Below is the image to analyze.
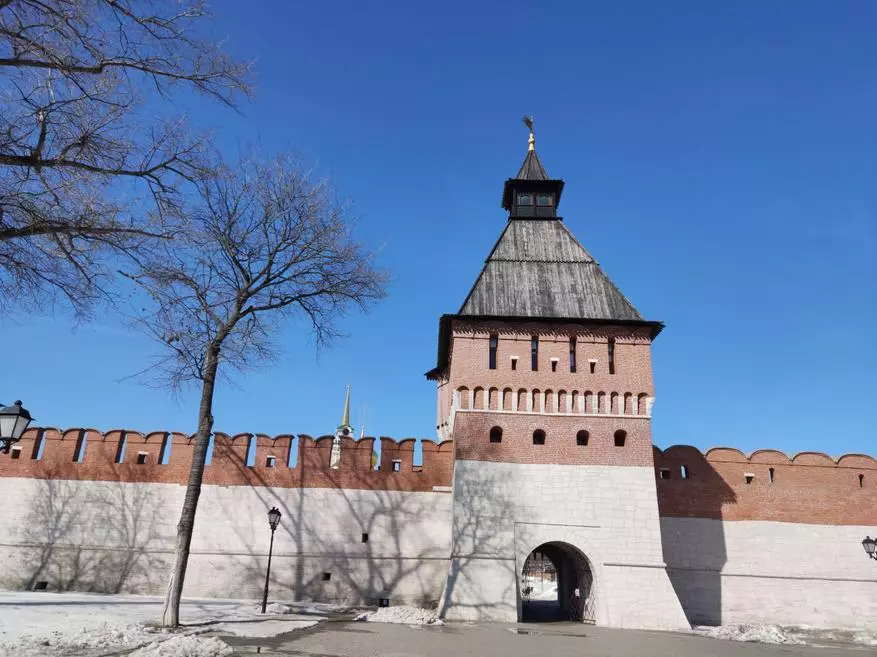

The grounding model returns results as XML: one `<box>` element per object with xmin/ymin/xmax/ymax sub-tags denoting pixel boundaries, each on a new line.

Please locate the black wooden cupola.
<box><xmin>501</xmin><ymin>125</ymin><xmax>565</xmax><ymax>218</ymax></box>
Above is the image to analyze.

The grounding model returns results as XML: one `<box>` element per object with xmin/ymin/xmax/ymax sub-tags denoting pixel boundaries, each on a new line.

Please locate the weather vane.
<box><xmin>523</xmin><ymin>115</ymin><xmax>535</xmax><ymax>151</ymax></box>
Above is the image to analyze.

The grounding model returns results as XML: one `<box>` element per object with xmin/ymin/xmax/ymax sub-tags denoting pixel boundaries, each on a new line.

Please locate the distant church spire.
<box><xmin>340</xmin><ymin>384</ymin><xmax>351</xmax><ymax>429</ymax></box>
<box><xmin>331</xmin><ymin>385</ymin><xmax>352</xmax><ymax>470</ymax></box>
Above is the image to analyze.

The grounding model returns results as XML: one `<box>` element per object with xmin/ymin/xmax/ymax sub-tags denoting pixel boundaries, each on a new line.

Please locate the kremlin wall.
<box><xmin>0</xmin><ymin>425</ymin><xmax>874</xmax><ymax>629</ymax></box>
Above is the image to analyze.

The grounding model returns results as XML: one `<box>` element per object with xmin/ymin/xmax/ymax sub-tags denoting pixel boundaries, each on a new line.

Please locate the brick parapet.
<box><xmin>0</xmin><ymin>427</ymin><xmax>454</xmax><ymax>492</ymax></box>
<box><xmin>653</xmin><ymin>445</ymin><xmax>877</xmax><ymax>526</ymax></box>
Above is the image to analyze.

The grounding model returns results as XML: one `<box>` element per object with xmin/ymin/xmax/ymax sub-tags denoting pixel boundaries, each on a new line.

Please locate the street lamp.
<box><xmin>0</xmin><ymin>400</ymin><xmax>33</xmax><ymax>454</ymax></box>
<box><xmin>261</xmin><ymin>506</ymin><xmax>282</xmax><ymax>613</ymax></box>
<box><xmin>863</xmin><ymin>537</ymin><xmax>877</xmax><ymax>561</ymax></box>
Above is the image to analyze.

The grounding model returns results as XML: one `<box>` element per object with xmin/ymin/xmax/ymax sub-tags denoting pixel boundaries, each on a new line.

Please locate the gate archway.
<box><xmin>520</xmin><ymin>541</ymin><xmax>595</xmax><ymax>623</ymax></box>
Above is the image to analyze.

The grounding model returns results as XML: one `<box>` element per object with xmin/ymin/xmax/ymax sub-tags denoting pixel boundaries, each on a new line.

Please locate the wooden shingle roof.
<box><xmin>515</xmin><ymin>149</ymin><xmax>549</xmax><ymax>181</ymax></box>
<box><xmin>458</xmin><ymin>219</ymin><xmax>644</xmax><ymax>321</ymax></box>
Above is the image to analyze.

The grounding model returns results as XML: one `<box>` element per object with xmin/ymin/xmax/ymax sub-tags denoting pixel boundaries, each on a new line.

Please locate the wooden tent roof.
<box><xmin>458</xmin><ymin>219</ymin><xmax>644</xmax><ymax>321</ymax></box>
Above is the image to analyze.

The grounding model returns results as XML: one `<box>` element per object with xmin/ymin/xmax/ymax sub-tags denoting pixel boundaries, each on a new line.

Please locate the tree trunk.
<box><xmin>161</xmin><ymin>344</ymin><xmax>221</xmax><ymax>626</ymax></box>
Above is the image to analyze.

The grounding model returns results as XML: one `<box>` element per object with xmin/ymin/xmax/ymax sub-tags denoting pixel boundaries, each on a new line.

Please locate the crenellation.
<box><xmin>0</xmin><ymin>427</ymin><xmax>454</xmax><ymax>492</ymax></box>
<box><xmin>653</xmin><ymin>445</ymin><xmax>877</xmax><ymax>525</ymax></box>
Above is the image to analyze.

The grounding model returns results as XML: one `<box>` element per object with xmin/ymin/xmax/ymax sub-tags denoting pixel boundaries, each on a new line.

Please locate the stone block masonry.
<box><xmin>440</xmin><ymin>459</ymin><xmax>690</xmax><ymax>629</ymax></box>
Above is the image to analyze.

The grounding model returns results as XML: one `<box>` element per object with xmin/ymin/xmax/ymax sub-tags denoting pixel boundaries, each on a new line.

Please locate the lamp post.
<box><xmin>864</xmin><ymin>537</ymin><xmax>877</xmax><ymax>561</ymax></box>
<box><xmin>261</xmin><ymin>506</ymin><xmax>282</xmax><ymax>613</ymax></box>
<box><xmin>0</xmin><ymin>400</ymin><xmax>33</xmax><ymax>454</ymax></box>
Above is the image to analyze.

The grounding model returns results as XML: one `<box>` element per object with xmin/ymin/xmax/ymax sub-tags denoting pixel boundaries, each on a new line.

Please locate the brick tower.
<box><xmin>429</xmin><ymin>122</ymin><xmax>688</xmax><ymax>629</ymax></box>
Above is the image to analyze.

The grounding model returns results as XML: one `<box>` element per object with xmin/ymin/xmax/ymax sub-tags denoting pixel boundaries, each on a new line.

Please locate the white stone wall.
<box><xmin>661</xmin><ymin>517</ymin><xmax>877</xmax><ymax>630</ymax></box>
<box><xmin>0</xmin><ymin>477</ymin><xmax>452</xmax><ymax>605</ymax></box>
<box><xmin>440</xmin><ymin>460</ymin><xmax>690</xmax><ymax>630</ymax></box>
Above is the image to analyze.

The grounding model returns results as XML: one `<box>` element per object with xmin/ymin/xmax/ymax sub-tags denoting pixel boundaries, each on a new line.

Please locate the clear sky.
<box><xmin>5</xmin><ymin>1</ymin><xmax>875</xmax><ymax>458</ymax></box>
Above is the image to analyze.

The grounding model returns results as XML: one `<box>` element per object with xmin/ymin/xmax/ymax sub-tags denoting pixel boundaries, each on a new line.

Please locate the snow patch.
<box><xmin>532</xmin><ymin>585</ymin><xmax>558</xmax><ymax>601</ymax></box>
<box><xmin>693</xmin><ymin>624</ymin><xmax>805</xmax><ymax>645</ymax></box>
<box><xmin>129</xmin><ymin>635</ymin><xmax>232</xmax><ymax>657</ymax></box>
<box><xmin>3</xmin><ymin>623</ymin><xmax>165</xmax><ymax>657</ymax></box>
<box><xmin>355</xmin><ymin>606</ymin><xmax>443</xmax><ymax>625</ymax></box>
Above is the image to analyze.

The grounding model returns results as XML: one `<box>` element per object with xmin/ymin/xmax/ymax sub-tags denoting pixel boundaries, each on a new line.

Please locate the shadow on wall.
<box><xmin>8</xmin><ymin>455</ymin><xmax>170</xmax><ymax>594</ymax></box>
<box><xmin>436</xmin><ymin>468</ymin><xmax>519</xmax><ymax>620</ymax></box>
<box><xmin>201</xmin><ymin>435</ymin><xmax>459</xmax><ymax>607</ymax></box>
<box><xmin>654</xmin><ymin>446</ymin><xmax>736</xmax><ymax>627</ymax></box>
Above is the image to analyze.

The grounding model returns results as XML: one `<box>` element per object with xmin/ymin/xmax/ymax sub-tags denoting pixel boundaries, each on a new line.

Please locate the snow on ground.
<box><xmin>694</xmin><ymin>624</ymin><xmax>877</xmax><ymax>647</ymax></box>
<box><xmin>4</xmin><ymin>623</ymin><xmax>169</xmax><ymax>657</ymax></box>
<box><xmin>128</xmin><ymin>635</ymin><xmax>232</xmax><ymax>657</ymax></box>
<box><xmin>355</xmin><ymin>606</ymin><xmax>444</xmax><ymax>625</ymax></box>
<box><xmin>0</xmin><ymin>591</ymin><xmax>334</xmax><ymax>657</ymax></box>
<box><xmin>693</xmin><ymin>624</ymin><xmax>805</xmax><ymax>644</ymax></box>
<box><xmin>531</xmin><ymin>585</ymin><xmax>558</xmax><ymax>601</ymax></box>
<box><xmin>212</xmin><ymin>619</ymin><xmax>319</xmax><ymax>637</ymax></box>
<box><xmin>787</xmin><ymin>627</ymin><xmax>877</xmax><ymax>647</ymax></box>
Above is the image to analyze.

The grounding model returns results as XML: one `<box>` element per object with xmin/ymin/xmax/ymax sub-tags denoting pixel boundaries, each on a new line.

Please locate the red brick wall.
<box><xmin>654</xmin><ymin>445</ymin><xmax>877</xmax><ymax>526</ymax></box>
<box><xmin>453</xmin><ymin>411</ymin><xmax>654</xmax><ymax>467</ymax></box>
<box><xmin>444</xmin><ymin>320</ymin><xmax>655</xmax><ymax>423</ymax></box>
<box><xmin>0</xmin><ymin>427</ymin><xmax>454</xmax><ymax>492</ymax></box>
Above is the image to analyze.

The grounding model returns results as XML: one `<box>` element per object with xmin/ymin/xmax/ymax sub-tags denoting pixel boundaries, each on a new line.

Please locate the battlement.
<box><xmin>653</xmin><ymin>445</ymin><xmax>877</xmax><ymax>526</ymax></box>
<box><xmin>0</xmin><ymin>427</ymin><xmax>454</xmax><ymax>492</ymax></box>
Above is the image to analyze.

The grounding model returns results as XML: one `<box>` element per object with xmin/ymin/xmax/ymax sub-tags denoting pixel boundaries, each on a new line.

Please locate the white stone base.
<box><xmin>440</xmin><ymin>460</ymin><xmax>690</xmax><ymax>630</ymax></box>
<box><xmin>661</xmin><ymin>517</ymin><xmax>877</xmax><ymax>630</ymax></box>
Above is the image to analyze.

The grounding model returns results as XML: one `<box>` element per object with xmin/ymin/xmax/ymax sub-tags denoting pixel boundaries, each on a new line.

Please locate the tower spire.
<box><xmin>341</xmin><ymin>385</ymin><xmax>351</xmax><ymax>428</ymax></box>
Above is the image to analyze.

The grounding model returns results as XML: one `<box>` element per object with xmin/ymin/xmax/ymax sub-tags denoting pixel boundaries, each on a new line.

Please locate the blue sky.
<box><xmin>5</xmin><ymin>1</ymin><xmax>875</xmax><ymax>458</ymax></box>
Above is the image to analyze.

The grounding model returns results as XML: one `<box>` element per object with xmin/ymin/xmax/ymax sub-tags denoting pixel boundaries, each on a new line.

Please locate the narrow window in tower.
<box><xmin>859</xmin><ymin>474</ymin><xmax>865</xmax><ymax>488</ymax></box>
<box><xmin>511</xmin><ymin>357</ymin><xmax>518</xmax><ymax>371</ymax></box>
<box><xmin>488</xmin><ymin>334</ymin><xmax>498</xmax><ymax>370</ymax></box>
<box><xmin>681</xmin><ymin>465</ymin><xmax>690</xmax><ymax>479</ymax></box>
<box><xmin>768</xmin><ymin>467</ymin><xmax>775</xmax><ymax>483</ymax></box>
<box><xmin>531</xmin><ymin>336</ymin><xmax>539</xmax><ymax>371</ymax></box>
<box><xmin>569</xmin><ymin>337</ymin><xmax>577</xmax><ymax>373</ymax></box>
<box><xmin>608</xmin><ymin>338</ymin><xmax>616</xmax><ymax>375</ymax></box>
<box><xmin>614</xmin><ymin>429</ymin><xmax>627</xmax><ymax>447</ymax></box>
<box><xmin>489</xmin><ymin>426</ymin><xmax>503</xmax><ymax>443</ymax></box>
<box><xmin>659</xmin><ymin>468</ymin><xmax>671</xmax><ymax>480</ymax></box>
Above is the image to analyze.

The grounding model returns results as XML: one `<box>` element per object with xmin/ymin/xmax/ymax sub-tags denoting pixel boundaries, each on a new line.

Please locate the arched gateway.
<box><xmin>521</xmin><ymin>542</ymin><xmax>595</xmax><ymax>623</ymax></box>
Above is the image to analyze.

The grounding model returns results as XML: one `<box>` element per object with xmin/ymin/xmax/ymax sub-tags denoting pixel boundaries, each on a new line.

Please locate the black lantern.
<box><xmin>0</xmin><ymin>400</ymin><xmax>33</xmax><ymax>452</ymax></box>
<box><xmin>261</xmin><ymin>506</ymin><xmax>282</xmax><ymax>612</ymax></box>
<box><xmin>863</xmin><ymin>536</ymin><xmax>877</xmax><ymax>561</ymax></box>
<box><xmin>268</xmin><ymin>506</ymin><xmax>282</xmax><ymax>531</ymax></box>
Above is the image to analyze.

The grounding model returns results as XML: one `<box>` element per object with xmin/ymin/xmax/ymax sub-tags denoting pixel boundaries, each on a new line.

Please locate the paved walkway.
<box><xmin>221</xmin><ymin>620</ymin><xmax>873</xmax><ymax>657</ymax></box>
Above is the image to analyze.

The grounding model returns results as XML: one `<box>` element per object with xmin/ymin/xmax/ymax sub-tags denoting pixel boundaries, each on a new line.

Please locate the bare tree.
<box><xmin>0</xmin><ymin>0</ymin><xmax>251</xmax><ymax>315</ymax></box>
<box><xmin>123</xmin><ymin>155</ymin><xmax>387</xmax><ymax>626</ymax></box>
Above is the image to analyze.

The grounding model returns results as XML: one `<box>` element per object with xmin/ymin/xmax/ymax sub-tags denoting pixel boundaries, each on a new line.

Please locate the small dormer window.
<box><xmin>536</xmin><ymin>193</ymin><xmax>554</xmax><ymax>206</ymax></box>
<box><xmin>517</xmin><ymin>193</ymin><xmax>533</xmax><ymax>206</ymax></box>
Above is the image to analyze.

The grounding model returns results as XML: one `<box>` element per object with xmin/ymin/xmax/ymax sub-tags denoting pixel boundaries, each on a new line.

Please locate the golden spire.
<box><xmin>341</xmin><ymin>385</ymin><xmax>351</xmax><ymax>428</ymax></box>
